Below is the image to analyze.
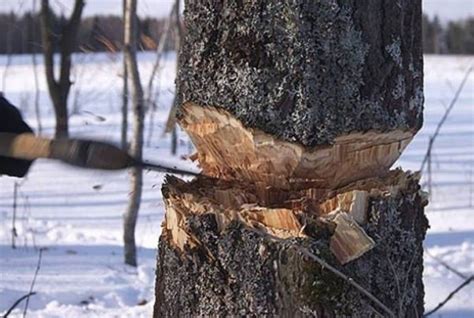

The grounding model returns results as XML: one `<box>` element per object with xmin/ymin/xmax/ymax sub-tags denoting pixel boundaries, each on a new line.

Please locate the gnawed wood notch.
<box><xmin>180</xmin><ymin>102</ymin><xmax>414</xmax><ymax>189</ymax></box>
<box><xmin>155</xmin><ymin>101</ymin><xmax>429</xmax><ymax>316</ymax></box>
<box><xmin>162</xmin><ymin>166</ymin><xmax>421</xmax><ymax>264</ymax></box>
<box><xmin>156</xmin><ymin>157</ymin><xmax>428</xmax><ymax>316</ymax></box>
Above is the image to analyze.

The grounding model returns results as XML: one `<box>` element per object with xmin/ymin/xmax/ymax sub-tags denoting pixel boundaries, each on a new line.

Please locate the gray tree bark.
<box><xmin>121</xmin><ymin>0</ymin><xmax>129</xmax><ymax>151</ymax></box>
<box><xmin>40</xmin><ymin>0</ymin><xmax>84</xmax><ymax>138</ymax></box>
<box><xmin>155</xmin><ymin>1</ymin><xmax>427</xmax><ymax>316</ymax></box>
<box><xmin>123</xmin><ymin>0</ymin><xmax>144</xmax><ymax>267</ymax></box>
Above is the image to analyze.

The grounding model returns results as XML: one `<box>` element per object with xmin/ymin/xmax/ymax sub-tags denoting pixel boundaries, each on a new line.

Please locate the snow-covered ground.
<box><xmin>0</xmin><ymin>53</ymin><xmax>472</xmax><ymax>317</ymax></box>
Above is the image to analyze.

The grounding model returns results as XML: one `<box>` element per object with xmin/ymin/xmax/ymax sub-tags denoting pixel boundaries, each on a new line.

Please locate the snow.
<box><xmin>0</xmin><ymin>53</ymin><xmax>473</xmax><ymax>317</ymax></box>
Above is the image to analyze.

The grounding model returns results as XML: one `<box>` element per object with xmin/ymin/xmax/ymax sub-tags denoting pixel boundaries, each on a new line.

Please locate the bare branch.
<box><xmin>425</xmin><ymin>249</ymin><xmax>469</xmax><ymax>280</ymax></box>
<box><xmin>3</xmin><ymin>292</ymin><xmax>37</xmax><ymax>318</ymax></box>
<box><xmin>23</xmin><ymin>248</ymin><xmax>45</xmax><ymax>317</ymax></box>
<box><xmin>164</xmin><ymin>0</ymin><xmax>182</xmax><ymax>135</ymax></box>
<box><xmin>424</xmin><ymin>275</ymin><xmax>473</xmax><ymax>317</ymax></box>
<box><xmin>145</xmin><ymin>3</ymin><xmax>177</xmax><ymax>146</ymax></box>
<box><xmin>146</xmin><ymin>4</ymin><xmax>176</xmax><ymax>103</ymax></box>
<box><xmin>420</xmin><ymin>66</ymin><xmax>472</xmax><ymax>172</ymax></box>
<box><xmin>249</xmin><ymin>228</ymin><xmax>396</xmax><ymax>318</ymax></box>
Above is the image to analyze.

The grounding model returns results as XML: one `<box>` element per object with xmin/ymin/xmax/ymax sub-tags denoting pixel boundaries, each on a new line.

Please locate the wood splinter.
<box><xmin>328</xmin><ymin>212</ymin><xmax>375</xmax><ymax>264</ymax></box>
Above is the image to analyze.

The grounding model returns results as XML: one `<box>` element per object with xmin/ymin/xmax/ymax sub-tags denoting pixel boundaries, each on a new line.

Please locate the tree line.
<box><xmin>0</xmin><ymin>11</ymin><xmax>177</xmax><ymax>55</ymax></box>
<box><xmin>1</xmin><ymin>12</ymin><xmax>473</xmax><ymax>55</ymax></box>
<box><xmin>423</xmin><ymin>14</ymin><xmax>474</xmax><ymax>54</ymax></box>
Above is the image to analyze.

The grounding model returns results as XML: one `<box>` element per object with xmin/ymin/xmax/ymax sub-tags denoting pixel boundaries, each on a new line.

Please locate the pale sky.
<box><xmin>0</xmin><ymin>0</ymin><xmax>472</xmax><ymax>22</ymax></box>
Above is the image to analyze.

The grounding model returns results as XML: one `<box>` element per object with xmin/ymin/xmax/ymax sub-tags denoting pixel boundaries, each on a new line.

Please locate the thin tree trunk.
<box><xmin>155</xmin><ymin>1</ymin><xmax>427</xmax><ymax>317</ymax></box>
<box><xmin>165</xmin><ymin>0</ymin><xmax>182</xmax><ymax>154</ymax></box>
<box><xmin>1</xmin><ymin>14</ymin><xmax>13</xmax><ymax>92</ymax></box>
<box><xmin>121</xmin><ymin>0</ymin><xmax>129</xmax><ymax>150</ymax></box>
<box><xmin>123</xmin><ymin>0</ymin><xmax>144</xmax><ymax>267</ymax></box>
<box><xmin>145</xmin><ymin>3</ymin><xmax>176</xmax><ymax>147</ymax></box>
<box><xmin>31</xmin><ymin>0</ymin><xmax>42</xmax><ymax>135</ymax></box>
<box><xmin>39</xmin><ymin>0</ymin><xmax>84</xmax><ymax>139</ymax></box>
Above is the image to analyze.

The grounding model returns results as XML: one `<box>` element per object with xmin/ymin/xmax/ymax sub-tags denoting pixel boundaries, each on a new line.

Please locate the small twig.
<box><xmin>424</xmin><ymin>275</ymin><xmax>474</xmax><ymax>317</ymax></box>
<box><xmin>420</xmin><ymin>66</ymin><xmax>472</xmax><ymax>172</ymax></box>
<box><xmin>3</xmin><ymin>292</ymin><xmax>37</xmax><ymax>318</ymax></box>
<box><xmin>23</xmin><ymin>248</ymin><xmax>45</xmax><ymax>318</ymax></box>
<box><xmin>386</xmin><ymin>255</ymin><xmax>402</xmax><ymax>315</ymax></box>
<box><xmin>11</xmin><ymin>182</ymin><xmax>19</xmax><ymax>249</ymax></box>
<box><xmin>249</xmin><ymin>228</ymin><xmax>396</xmax><ymax>318</ymax></box>
<box><xmin>425</xmin><ymin>249</ymin><xmax>468</xmax><ymax>280</ymax></box>
<box><xmin>146</xmin><ymin>3</ymin><xmax>177</xmax><ymax>146</ymax></box>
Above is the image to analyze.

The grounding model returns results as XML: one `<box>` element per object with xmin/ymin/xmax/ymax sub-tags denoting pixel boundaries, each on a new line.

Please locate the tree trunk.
<box><xmin>121</xmin><ymin>0</ymin><xmax>129</xmax><ymax>150</ymax></box>
<box><xmin>40</xmin><ymin>0</ymin><xmax>84</xmax><ymax>139</ymax></box>
<box><xmin>155</xmin><ymin>1</ymin><xmax>427</xmax><ymax>317</ymax></box>
<box><xmin>123</xmin><ymin>0</ymin><xmax>144</xmax><ymax>267</ymax></box>
<box><xmin>32</xmin><ymin>0</ymin><xmax>42</xmax><ymax>135</ymax></box>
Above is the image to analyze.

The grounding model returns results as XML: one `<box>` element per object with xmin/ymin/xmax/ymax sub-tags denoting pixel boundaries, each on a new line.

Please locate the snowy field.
<box><xmin>0</xmin><ymin>53</ymin><xmax>472</xmax><ymax>317</ymax></box>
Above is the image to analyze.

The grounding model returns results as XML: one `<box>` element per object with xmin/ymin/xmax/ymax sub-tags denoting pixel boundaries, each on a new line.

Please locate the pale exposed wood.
<box><xmin>180</xmin><ymin>102</ymin><xmax>414</xmax><ymax>189</ymax></box>
<box><xmin>161</xmin><ymin>169</ymin><xmax>426</xmax><ymax>263</ymax></box>
<box><xmin>329</xmin><ymin>212</ymin><xmax>375</xmax><ymax>264</ymax></box>
<box><xmin>163</xmin><ymin>178</ymin><xmax>306</xmax><ymax>253</ymax></box>
<box><xmin>319</xmin><ymin>190</ymin><xmax>369</xmax><ymax>224</ymax></box>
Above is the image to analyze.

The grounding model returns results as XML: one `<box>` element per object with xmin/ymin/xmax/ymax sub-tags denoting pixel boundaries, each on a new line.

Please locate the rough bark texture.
<box><xmin>155</xmin><ymin>0</ymin><xmax>426</xmax><ymax>316</ymax></box>
<box><xmin>177</xmin><ymin>0</ymin><xmax>423</xmax><ymax>147</ymax></box>
<box><xmin>155</xmin><ymin>172</ymin><xmax>428</xmax><ymax>317</ymax></box>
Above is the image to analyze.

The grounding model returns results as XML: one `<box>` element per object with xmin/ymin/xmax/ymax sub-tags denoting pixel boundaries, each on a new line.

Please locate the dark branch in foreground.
<box><xmin>3</xmin><ymin>292</ymin><xmax>37</xmax><ymax>318</ymax></box>
<box><xmin>248</xmin><ymin>228</ymin><xmax>396</xmax><ymax>318</ymax></box>
<box><xmin>424</xmin><ymin>275</ymin><xmax>474</xmax><ymax>317</ymax></box>
<box><xmin>23</xmin><ymin>248</ymin><xmax>45</xmax><ymax>317</ymax></box>
<box><xmin>425</xmin><ymin>248</ymin><xmax>469</xmax><ymax>280</ymax></box>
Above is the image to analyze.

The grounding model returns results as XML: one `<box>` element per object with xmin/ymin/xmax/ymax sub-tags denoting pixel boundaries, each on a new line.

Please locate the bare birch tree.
<box><xmin>121</xmin><ymin>0</ymin><xmax>129</xmax><ymax>150</ymax></box>
<box><xmin>40</xmin><ymin>0</ymin><xmax>84</xmax><ymax>138</ymax></box>
<box><xmin>32</xmin><ymin>0</ymin><xmax>42</xmax><ymax>135</ymax></box>
<box><xmin>123</xmin><ymin>0</ymin><xmax>144</xmax><ymax>267</ymax></box>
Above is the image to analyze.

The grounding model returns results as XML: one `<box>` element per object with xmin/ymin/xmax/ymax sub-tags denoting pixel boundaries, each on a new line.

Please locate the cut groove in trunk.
<box><xmin>179</xmin><ymin>102</ymin><xmax>414</xmax><ymax>189</ymax></box>
<box><xmin>155</xmin><ymin>168</ymin><xmax>428</xmax><ymax>316</ymax></box>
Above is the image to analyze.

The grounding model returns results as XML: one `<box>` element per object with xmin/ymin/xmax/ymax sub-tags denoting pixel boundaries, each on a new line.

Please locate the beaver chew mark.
<box><xmin>162</xmin><ymin>170</ymin><xmax>422</xmax><ymax>264</ymax></box>
<box><xmin>179</xmin><ymin>102</ymin><xmax>414</xmax><ymax>190</ymax></box>
<box><xmin>164</xmin><ymin>103</ymin><xmax>420</xmax><ymax>263</ymax></box>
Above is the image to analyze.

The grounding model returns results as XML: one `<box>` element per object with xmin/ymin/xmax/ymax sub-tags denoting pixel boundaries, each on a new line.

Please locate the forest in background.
<box><xmin>0</xmin><ymin>12</ymin><xmax>473</xmax><ymax>55</ymax></box>
<box><xmin>0</xmin><ymin>11</ymin><xmax>178</xmax><ymax>54</ymax></box>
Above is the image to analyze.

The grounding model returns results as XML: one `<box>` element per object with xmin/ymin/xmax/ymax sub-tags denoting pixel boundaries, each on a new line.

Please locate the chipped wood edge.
<box><xmin>179</xmin><ymin>102</ymin><xmax>414</xmax><ymax>189</ymax></box>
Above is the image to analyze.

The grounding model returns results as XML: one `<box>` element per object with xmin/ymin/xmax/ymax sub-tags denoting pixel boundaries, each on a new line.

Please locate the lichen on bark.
<box><xmin>154</xmin><ymin>172</ymin><xmax>429</xmax><ymax>317</ymax></box>
<box><xmin>177</xmin><ymin>0</ymin><xmax>423</xmax><ymax>147</ymax></box>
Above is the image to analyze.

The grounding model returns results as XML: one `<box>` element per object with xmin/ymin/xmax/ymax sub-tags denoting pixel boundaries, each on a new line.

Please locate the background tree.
<box><xmin>40</xmin><ymin>0</ymin><xmax>84</xmax><ymax>138</ymax></box>
<box><xmin>123</xmin><ymin>0</ymin><xmax>145</xmax><ymax>267</ymax></box>
<box><xmin>121</xmin><ymin>0</ymin><xmax>129</xmax><ymax>150</ymax></box>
